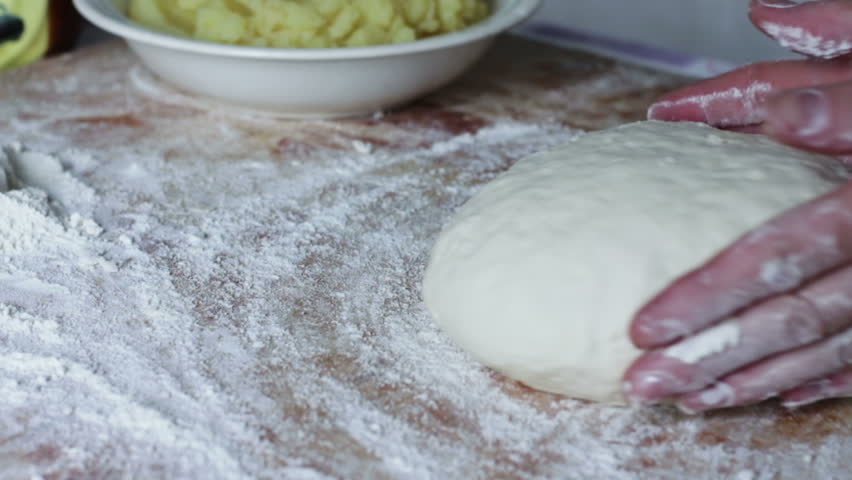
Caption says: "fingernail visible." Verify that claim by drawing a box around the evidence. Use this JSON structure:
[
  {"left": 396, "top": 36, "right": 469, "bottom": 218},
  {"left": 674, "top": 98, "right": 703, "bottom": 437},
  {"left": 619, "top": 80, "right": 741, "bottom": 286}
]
[
  {"left": 647, "top": 101, "right": 669, "bottom": 120},
  {"left": 626, "top": 371, "right": 680, "bottom": 400},
  {"left": 783, "top": 397, "right": 819, "bottom": 409},
  {"left": 624, "top": 381, "right": 661, "bottom": 407},
  {"left": 636, "top": 316, "right": 686, "bottom": 346},
  {"left": 676, "top": 402, "right": 701, "bottom": 415},
  {"left": 783, "top": 380, "right": 832, "bottom": 409},
  {"left": 625, "top": 393, "right": 661, "bottom": 408},
  {"left": 782, "top": 391, "right": 825, "bottom": 409},
  {"left": 779, "top": 89, "right": 830, "bottom": 137},
  {"left": 645, "top": 99, "right": 709, "bottom": 123},
  {"left": 698, "top": 382, "right": 736, "bottom": 408},
  {"left": 676, "top": 382, "right": 735, "bottom": 414},
  {"left": 756, "top": 0, "right": 798, "bottom": 7}
]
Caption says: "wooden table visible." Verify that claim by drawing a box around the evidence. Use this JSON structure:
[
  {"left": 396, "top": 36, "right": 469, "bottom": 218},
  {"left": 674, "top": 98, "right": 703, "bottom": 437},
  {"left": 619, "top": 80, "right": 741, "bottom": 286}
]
[{"left": 0, "top": 37, "right": 849, "bottom": 480}]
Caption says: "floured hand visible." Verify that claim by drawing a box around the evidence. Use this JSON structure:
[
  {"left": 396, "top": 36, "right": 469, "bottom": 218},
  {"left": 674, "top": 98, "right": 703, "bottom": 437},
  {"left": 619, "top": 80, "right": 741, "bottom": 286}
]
[
  {"left": 625, "top": 182, "right": 852, "bottom": 412},
  {"left": 625, "top": 0, "right": 852, "bottom": 413},
  {"left": 649, "top": 0, "right": 852, "bottom": 153}
]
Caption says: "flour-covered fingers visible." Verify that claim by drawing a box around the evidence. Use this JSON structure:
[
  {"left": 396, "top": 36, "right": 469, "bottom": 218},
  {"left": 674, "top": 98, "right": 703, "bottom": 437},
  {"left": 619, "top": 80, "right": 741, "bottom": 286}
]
[
  {"left": 647, "top": 58, "right": 852, "bottom": 127},
  {"left": 781, "top": 367, "right": 852, "bottom": 408},
  {"left": 764, "top": 82, "right": 852, "bottom": 155},
  {"left": 750, "top": 0, "right": 852, "bottom": 59},
  {"left": 631, "top": 181, "right": 852, "bottom": 350},
  {"left": 624, "top": 320, "right": 746, "bottom": 403},
  {"left": 676, "top": 327, "right": 852, "bottom": 413},
  {"left": 625, "top": 265, "right": 852, "bottom": 403}
]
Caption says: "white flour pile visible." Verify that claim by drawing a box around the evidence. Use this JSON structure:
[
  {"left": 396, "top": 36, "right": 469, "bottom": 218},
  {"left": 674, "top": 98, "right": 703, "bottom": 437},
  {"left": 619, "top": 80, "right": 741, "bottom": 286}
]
[{"left": 0, "top": 42, "right": 849, "bottom": 480}]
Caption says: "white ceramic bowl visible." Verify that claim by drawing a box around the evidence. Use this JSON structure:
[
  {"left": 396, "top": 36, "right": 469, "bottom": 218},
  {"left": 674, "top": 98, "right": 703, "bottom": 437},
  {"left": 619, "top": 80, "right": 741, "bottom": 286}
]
[{"left": 73, "top": 0, "right": 541, "bottom": 118}]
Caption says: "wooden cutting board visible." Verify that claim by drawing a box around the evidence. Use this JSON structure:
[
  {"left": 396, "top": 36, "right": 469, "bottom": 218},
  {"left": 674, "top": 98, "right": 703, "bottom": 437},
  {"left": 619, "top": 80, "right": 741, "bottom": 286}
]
[{"left": 0, "top": 37, "right": 850, "bottom": 480}]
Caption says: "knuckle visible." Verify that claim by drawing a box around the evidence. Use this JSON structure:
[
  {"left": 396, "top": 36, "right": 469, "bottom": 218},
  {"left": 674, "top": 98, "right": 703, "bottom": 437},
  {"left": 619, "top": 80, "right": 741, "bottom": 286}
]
[
  {"left": 781, "top": 295, "right": 826, "bottom": 345},
  {"left": 801, "top": 272, "right": 852, "bottom": 325}
]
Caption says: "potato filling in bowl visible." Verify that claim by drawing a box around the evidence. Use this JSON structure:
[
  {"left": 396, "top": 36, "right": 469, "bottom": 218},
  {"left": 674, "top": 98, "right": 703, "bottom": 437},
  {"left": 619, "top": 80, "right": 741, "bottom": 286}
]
[{"left": 128, "top": 0, "right": 491, "bottom": 48}]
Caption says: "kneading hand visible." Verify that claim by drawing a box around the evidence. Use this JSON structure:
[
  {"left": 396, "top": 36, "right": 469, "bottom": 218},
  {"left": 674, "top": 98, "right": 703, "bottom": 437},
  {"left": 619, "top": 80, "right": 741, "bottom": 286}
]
[{"left": 624, "top": 0, "right": 852, "bottom": 413}]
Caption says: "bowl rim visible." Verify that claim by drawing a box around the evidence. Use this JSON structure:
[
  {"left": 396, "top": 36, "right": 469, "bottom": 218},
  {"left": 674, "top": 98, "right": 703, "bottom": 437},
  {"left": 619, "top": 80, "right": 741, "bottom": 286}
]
[{"left": 73, "top": 0, "right": 542, "bottom": 60}]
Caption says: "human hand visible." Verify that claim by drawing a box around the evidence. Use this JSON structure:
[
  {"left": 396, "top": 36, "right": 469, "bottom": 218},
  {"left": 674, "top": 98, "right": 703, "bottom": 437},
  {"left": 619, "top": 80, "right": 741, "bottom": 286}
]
[
  {"left": 623, "top": 0, "right": 852, "bottom": 413},
  {"left": 649, "top": 0, "right": 852, "bottom": 154}
]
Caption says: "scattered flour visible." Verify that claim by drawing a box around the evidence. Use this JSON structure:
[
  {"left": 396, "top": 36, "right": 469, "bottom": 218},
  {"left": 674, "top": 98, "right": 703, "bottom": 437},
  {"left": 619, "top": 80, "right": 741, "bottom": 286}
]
[
  {"left": 0, "top": 121, "right": 841, "bottom": 479},
  {"left": 665, "top": 323, "right": 742, "bottom": 365},
  {"left": 0, "top": 126, "right": 787, "bottom": 480},
  {"left": 0, "top": 42, "right": 846, "bottom": 480},
  {"left": 761, "top": 22, "right": 852, "bottom": 59}
]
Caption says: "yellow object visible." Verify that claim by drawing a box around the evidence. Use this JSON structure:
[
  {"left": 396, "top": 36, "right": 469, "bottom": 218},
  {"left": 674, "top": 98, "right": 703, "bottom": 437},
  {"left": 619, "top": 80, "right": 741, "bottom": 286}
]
[
  {"left": 0, "top": 0, "right": 49, "bottom": 70},
  {"left": 127, "top": 0, "right": 490, "bottom": 48}
]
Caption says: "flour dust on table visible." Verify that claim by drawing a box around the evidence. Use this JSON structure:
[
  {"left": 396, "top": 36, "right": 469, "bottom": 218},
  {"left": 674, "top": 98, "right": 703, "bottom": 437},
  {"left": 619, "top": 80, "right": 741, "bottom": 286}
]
[
  {"left": 5, "top": 37, "right": 850, "bottom": 478},
  {"left": 423, "top": 120, "right": 849, "bottom": 403}
]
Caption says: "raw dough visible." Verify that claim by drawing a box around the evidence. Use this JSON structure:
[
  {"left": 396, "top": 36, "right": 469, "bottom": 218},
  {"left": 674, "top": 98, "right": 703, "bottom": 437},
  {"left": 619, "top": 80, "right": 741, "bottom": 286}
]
[{"left": 422, "top": 121, "right": 848, "bottom": 403}]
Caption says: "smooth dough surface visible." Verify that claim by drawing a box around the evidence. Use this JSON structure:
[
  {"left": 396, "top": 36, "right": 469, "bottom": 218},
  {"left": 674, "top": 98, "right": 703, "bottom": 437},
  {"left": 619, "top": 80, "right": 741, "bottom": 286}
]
[{"left": 422, "top": 120, "right": 848, "bottom": 403}]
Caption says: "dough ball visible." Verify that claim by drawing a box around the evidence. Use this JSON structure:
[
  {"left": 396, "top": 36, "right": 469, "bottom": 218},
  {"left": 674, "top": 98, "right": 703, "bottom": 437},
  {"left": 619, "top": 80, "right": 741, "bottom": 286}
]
[{"left": 422, "top": 121, "right": 848, "bottom": 403}]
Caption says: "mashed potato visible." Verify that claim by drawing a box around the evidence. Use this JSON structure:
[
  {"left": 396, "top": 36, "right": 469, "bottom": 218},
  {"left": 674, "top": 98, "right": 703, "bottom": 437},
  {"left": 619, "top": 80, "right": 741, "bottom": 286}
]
[{"left": 128, "top": 0, "right": 491, "bottom": 48}]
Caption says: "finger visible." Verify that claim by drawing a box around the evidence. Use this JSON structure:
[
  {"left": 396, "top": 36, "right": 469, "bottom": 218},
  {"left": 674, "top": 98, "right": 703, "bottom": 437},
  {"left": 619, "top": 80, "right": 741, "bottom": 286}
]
[
  {"left": 647, "top": 57, "right": 852, "bottom": 127},
  {"left": 764, "top": 82, "right": 852, "bottom": 154},
  {"left": 781, "top": 367, "right": 852, "bottom": 408},
  {"left": 750, "top": 0, "right": 852, "bottom": 59},
  {"left": 624, "top": 264, "right": 852, "bottom": 402},
  {"left": 631, "top": 180, "right": 852, "bottom": 350},
  {"left": 676, "top": 327, "right": 852, "bottom": 414}
]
